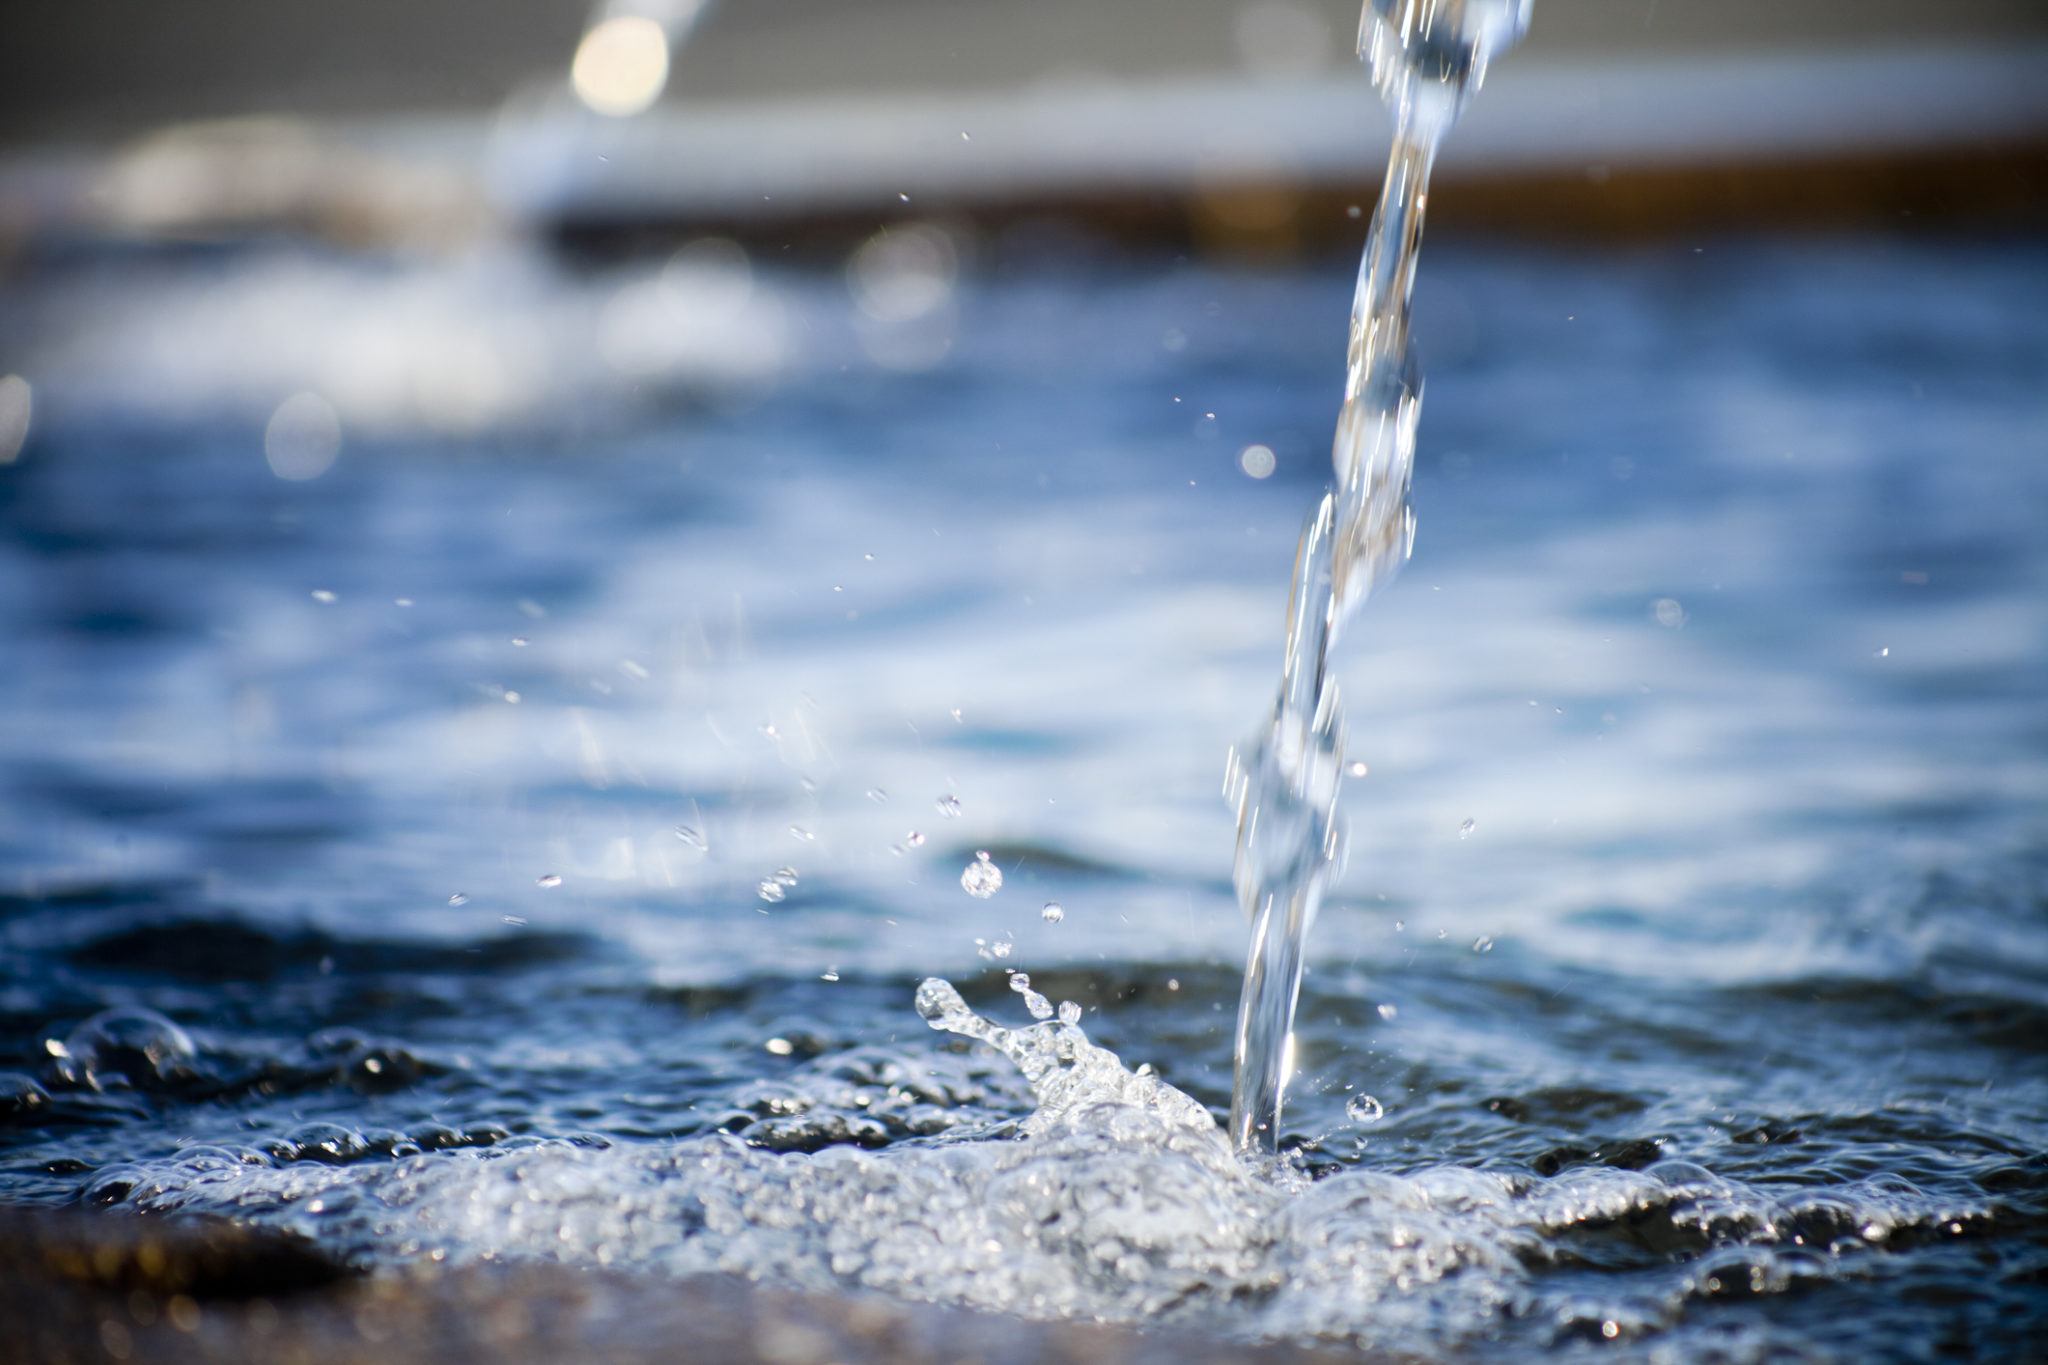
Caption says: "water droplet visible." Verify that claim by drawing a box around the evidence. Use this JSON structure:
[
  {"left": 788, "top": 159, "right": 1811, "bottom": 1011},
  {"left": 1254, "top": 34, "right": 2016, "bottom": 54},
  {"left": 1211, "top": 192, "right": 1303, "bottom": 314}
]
[
  {"left": 393, "top": 597, "right": 414, "bottom": 608},
  {"left": 865, "top": 787, "right": 889, "bottom": 803},
  {"left": 961, "top": 850, "right": 1002, "bottom": 898},
  {"left": 502, "top": 690, "right": 522, "bottom": 704},
  {"left": 511, "top": 636, "right": 529, "bottom": 647},
  {"left": 906, "top": 830, "right": 926, "bottom": 847},
  {"left": 1040, "top": 901, "right": 1064, "bottom": 924},
  {"left": 1472, "top": 935, "right": 1494, "bottom": 953},
  {"left": 1348, "top": 760, "right": 1369, "bottom": 777},
  {"left": 757, "top": 880, "right": 787, "bottom": 904},
  {"left": 935, "top": 794, "right": 962, "bottom": 817},
  {"left": 1238, "top": 444, "right": 1277, "bottom": 479},
  {"left": 1875, "top": 646, "right": 1890, "bottom": 658},
  {"left": 1458, "top": 818, "right": 1476, "bottom": 839},
  {"left": 673, "top": 825, "right": 706, "bottom": 848},
  {"left": 536, "top": 874, "right": 562, "bottom": 889},
  {"left": 789, "top": 825, "right": 814, "bottom": 842},
  {"left": 1346, "top": 1094, "right": 1386, "bottom": 1124},
  {"left": 447, "top": 892, "right": 468, "bottom": 907},
  {"left": 820, "top": 968, "right": 840, "bottom": 982},
  {"left": 1393, "top": 919, "right": 1405, "bottom": 932},
  {"left": 948, "top": 708, "right": 963, "bottom": 723},
  {"left": 1376, "top": 1003, "right": 1398, "bottom": 1020},
  {"left": 310, "top": 589, "right": 336, "bottom": 604},
  {"left": 988, "top": 936, "right": 1013, "bottom": 959},
  {"left": 1008, "top": 972, "right": 1053, "bottom": 1019},
  {"left": 1652, "top": 597, "right": 1687, "bottom": 628},
  {"left": 501, "top": 915, "right": 527, "bottom": 927},
  {"left": 764, "top": 1037, "right": 794, "bottom": 1056},
  {"left": 1058, "top": 1001, "right": 1081, "bottom": 1025}
]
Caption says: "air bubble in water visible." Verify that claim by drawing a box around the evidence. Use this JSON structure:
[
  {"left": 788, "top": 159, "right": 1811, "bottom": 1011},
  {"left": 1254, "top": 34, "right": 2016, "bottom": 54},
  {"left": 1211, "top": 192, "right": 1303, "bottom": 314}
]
[
  {"left": 1473, "top": 935, "right": 1494, "bottom": 953},
  {"left": 789, "top": 825, "right": 815, "bottom": 842},
  {"left": 989, "top": 936, "right": 1013, "bottom": 959},
  {"left": 865, "top": 788, "right": 888, "bottom": 803},
  {"left": 310, "top": 589, "right": 336, "bottom": 604},
  {"left": 1348, "top": 760, "right": 1369, "bottom": 777},
  {"left": 906, "top": 831, "right": 926, "bottom": 848},
  {"left": 60, "top": 1008, "right": 198, "bottom": 1089},
  {"left": 674, "top": 825, "right": 706, "bottom": 848},
  {"left": 1459, "top": 818, "right": 1476, "bottom": 838},
  {"left": 447, "top": 892, "right": 468, "bottom": 907},
  {"left": 759, "top": 867, "right": 799, "bottom": 903},
  {"left": 1346, "top": 1094, "right": 1386, "bottom": 1124},
  {"left": 935, "top": 794, "right": 962, "bottom": 817},
  {"left": 961, "top": 850, "right": 1002, "bottom": 898},
  {"left": 536, "top": 874, "right": 562, "bottom": 889},
  {"left": 1041, "top": 901, "right": 1064, "bottom": 924},
  {"left": 820, "top": 968, "right": 840, "bottom": 982},
  {"left": 1377, "top": 1003, "right": 1398, "bottom": 1020}
]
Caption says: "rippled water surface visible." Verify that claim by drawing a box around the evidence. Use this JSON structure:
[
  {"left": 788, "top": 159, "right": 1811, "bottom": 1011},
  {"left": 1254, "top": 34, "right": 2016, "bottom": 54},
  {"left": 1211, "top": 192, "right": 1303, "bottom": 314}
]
[{"left": 1, "top": 235, "right": 2044, "bottom": 1360}]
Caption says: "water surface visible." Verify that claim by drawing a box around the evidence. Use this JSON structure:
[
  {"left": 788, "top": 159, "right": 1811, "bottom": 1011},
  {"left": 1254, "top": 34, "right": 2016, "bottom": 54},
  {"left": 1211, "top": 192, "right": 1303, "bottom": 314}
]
[{"left": 1, "top": 234, "right": 2044, "bottom": 1359}]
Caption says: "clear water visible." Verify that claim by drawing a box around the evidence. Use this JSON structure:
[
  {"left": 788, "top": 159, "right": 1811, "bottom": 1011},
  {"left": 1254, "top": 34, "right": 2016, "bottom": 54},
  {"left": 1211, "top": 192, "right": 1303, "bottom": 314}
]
[
  {"left": 2, "top": 231, "right": 2046, "bottom": 1360},
  {"left": 1226, "top": 0, "right": 1530, "bottom": 1154}
]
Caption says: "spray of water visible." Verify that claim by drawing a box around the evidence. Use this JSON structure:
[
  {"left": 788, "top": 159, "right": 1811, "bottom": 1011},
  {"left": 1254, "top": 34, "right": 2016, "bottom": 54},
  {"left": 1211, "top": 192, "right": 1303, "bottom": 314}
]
[{"left": 1224, "top": 0, "right": 1531, "bottom": 1154}]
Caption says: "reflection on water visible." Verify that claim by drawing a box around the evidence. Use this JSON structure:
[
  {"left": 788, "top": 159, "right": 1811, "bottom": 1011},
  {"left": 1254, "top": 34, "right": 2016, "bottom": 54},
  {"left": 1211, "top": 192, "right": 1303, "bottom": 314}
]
[{"left": 0, "top": 235, "right": 2045, "bottom": 1359}]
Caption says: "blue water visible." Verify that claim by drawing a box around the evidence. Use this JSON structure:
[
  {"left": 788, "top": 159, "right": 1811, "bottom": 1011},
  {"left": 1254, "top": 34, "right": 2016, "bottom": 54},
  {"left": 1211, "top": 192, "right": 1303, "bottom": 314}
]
[{"left": 1, "top": 233, "right": 2044, "bottom": 1359}]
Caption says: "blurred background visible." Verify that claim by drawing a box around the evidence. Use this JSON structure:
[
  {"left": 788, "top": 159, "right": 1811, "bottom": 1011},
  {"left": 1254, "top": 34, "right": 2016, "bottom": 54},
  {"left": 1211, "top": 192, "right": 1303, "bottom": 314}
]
[
  {"left": 3, "top": 0, "right": 2044, "bottom": 451},
  {"left": 4, "top": 0, "right": 2047, "bottom": 255}
]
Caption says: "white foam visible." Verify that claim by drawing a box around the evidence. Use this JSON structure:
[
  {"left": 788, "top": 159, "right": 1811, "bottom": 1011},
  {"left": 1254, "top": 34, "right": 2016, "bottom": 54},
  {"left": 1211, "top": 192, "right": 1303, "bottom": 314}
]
[{"left": 111, "top": 984, "right": 1987, "bottom": 1354}]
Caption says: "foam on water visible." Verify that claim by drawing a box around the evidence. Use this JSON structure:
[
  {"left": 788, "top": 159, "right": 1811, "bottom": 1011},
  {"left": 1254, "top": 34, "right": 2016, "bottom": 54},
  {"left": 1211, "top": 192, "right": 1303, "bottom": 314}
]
[{"left": 95, "top": 986, "right": 1994, "bottom": 1356}]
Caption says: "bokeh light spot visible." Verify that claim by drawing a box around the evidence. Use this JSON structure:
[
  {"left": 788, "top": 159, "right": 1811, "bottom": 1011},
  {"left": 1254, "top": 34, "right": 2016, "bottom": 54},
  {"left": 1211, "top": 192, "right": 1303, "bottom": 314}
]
[
  {"left": 264, "top": 391, "right": 343, "bottom": 481},
  {"left": 0, "top": 375, "right": 31, "bottom": 464},
  {"left": 572, "top": 16, "right": 671, "bottom": 118}
]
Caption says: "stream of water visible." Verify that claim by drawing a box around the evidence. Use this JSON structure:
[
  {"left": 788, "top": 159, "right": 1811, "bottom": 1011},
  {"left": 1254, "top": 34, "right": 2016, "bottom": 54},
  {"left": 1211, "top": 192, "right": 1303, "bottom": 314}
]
[{"left": 1226, "top": 0, "right": 1530, "bottom": 1152}]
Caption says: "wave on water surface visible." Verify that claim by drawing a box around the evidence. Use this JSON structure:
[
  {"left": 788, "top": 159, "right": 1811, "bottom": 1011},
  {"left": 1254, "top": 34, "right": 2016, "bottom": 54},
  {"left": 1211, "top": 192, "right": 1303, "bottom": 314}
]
[{"left": 85, "top": 982, "right": 1995, "bottom": 1356}]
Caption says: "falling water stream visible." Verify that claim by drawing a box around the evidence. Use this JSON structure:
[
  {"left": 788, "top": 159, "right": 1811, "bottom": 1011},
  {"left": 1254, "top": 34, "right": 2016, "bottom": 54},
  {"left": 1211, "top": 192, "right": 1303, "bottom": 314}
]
[{"left": 1225, "top": 0, "right": 1532, "bottom": 1152}]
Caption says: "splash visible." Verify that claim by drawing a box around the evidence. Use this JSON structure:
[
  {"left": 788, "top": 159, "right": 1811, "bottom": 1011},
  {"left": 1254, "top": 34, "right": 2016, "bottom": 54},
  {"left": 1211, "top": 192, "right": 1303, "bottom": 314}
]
[
  {"left": 1224, "top": 0, "right": 1531, "bottom": 1153},
  {"left": 95, "top": 985, "right": 1991, "bottom": 1356}
]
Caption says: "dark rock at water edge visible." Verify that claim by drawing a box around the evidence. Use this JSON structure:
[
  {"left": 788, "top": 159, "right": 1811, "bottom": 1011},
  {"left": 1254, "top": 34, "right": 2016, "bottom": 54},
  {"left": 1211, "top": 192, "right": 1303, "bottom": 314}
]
[{"left": 0, "top": 1206, "right": 1387, "bottom": 1365}]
